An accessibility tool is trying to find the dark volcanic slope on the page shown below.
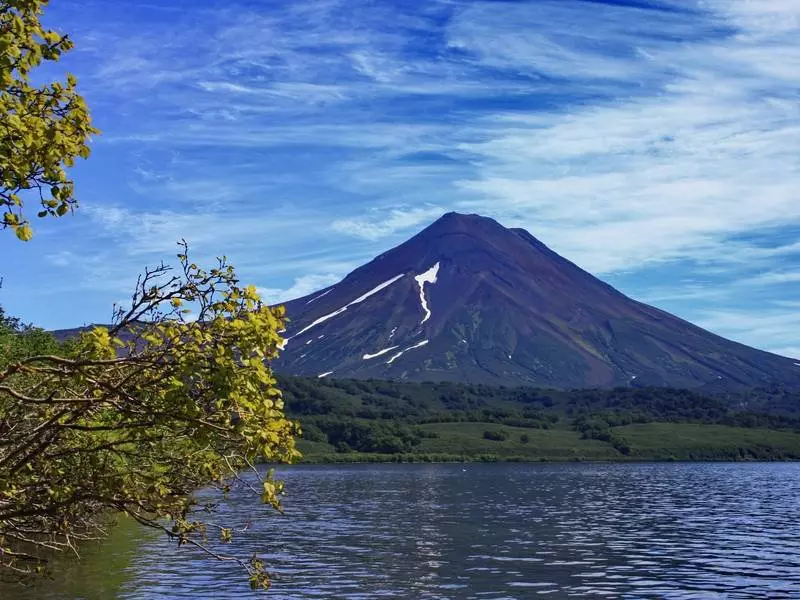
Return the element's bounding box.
[273,212,800,389]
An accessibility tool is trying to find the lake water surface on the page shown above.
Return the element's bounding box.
[7,463,800,599]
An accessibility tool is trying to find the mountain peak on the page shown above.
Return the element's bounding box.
[418,211,506,238]
[430,211,491,226]
[379,211,552,277]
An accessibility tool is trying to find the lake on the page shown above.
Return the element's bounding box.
[6,463,800,599]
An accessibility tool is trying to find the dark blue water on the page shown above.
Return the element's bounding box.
[7,463,800,599]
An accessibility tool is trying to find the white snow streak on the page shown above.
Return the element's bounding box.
[306,289,333,304]
[363,346,400,360]
[277,329,288,350]
[350,274,405,304]
[386,340,429,365]
[305,339,312,345]
[414,262,440,326]
[318,371,333,378]
[293,306,348,339]
[389,327,397,339]
[290,274,405,340]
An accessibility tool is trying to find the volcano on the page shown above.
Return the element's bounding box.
[272,212,800,389]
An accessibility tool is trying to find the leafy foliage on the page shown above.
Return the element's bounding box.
[312,418,421,454]
[0,244,299,589]
[1,0,98,240]
[482,429,509,442]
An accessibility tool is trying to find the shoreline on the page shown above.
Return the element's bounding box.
[293,453,800,465]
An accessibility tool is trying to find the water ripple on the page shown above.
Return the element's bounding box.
[11,463,800,599]
[111,463,800,598]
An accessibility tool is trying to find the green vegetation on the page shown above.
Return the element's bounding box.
[416,422,618,460]
[1,0,98,240]
[0,253,298,589]
[616,423,800,460]
[281,375,800,463]
[483,428,510,442]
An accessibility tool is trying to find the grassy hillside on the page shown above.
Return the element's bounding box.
[280,376,800,462]
[615,423,800,460]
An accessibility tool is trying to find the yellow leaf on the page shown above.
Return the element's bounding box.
[15,224,33,241]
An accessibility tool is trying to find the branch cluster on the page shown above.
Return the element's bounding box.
[0,243,298,590]
[1,0,99,240]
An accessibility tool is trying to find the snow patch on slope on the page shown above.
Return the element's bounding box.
[306,289,333,304]
[389,327,397,339]
[294,306,348,339]
[351,274,405,304]
[414,262,440,326]
[363,346,399,360]
[290,274,405,340]
[318,371,333,378]
[387,340,429,364]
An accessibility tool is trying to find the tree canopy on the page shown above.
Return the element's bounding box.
[1,0,97,241]
[0,245,299,589]
[1,2,301,590]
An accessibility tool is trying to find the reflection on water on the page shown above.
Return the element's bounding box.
[0,515,147,600]
[5,463,800,599]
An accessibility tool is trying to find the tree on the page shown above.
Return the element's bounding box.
[482,429,508,442]
[1,0,98,241]
[0,243,299,590]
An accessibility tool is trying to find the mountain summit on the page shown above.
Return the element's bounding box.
[273,213,800,389]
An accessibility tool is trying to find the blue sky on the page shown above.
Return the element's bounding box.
[1,0,799,358]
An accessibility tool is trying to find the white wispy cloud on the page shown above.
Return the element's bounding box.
[745,271,800,285]
[639,285,732,305]
[331,206,445,240]
[695,307,800,359]
[446,1,711,82]
[257,273,342,304]
[448,1,800,273]
[39,203,358,301]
